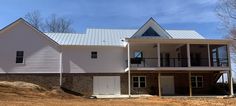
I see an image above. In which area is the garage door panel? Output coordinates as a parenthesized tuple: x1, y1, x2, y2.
(93, 76, 120, 95)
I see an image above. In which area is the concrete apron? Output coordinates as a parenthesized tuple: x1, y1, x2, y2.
(162, 95, 232, 99)
(92, 94, 153, 99)
(93, 95, 233, 99)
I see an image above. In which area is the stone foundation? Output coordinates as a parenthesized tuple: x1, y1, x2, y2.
(61, 73, 128, 96)
(0, 74, 60, 89)
(129, 71, 219, 95)
(0, 72, 221, 96)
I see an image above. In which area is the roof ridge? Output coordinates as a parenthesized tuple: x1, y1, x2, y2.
(87, 28, 138, 30)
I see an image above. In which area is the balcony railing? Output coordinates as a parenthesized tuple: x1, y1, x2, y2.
(127, 58, 228, 68)
(130, 58, 158, 67)
(211, 58, 229, 67)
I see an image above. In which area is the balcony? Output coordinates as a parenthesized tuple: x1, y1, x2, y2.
(127, 43, 229, 69)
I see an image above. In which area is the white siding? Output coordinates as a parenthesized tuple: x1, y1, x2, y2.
(62, 46, 127, 73)
(0, 21, 60, 73)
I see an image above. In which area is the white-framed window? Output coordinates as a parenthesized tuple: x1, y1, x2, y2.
(132, 76, 146, 88)
(191, 76, 203, 88)
(16, 51, 24, 63)
(91, 51, 97, 59)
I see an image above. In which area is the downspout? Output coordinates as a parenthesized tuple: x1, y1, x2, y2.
(59, 49, 63, 87)
(127, 43, 131, 97)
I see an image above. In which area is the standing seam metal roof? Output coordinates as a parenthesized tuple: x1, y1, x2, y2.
(45, 28, 205, 46)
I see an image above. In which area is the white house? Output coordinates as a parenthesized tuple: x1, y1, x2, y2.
(0, 18, 233, 97)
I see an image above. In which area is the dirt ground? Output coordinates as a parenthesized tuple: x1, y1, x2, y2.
(0, 92, 236, 106)
(0, 81, 235, 106)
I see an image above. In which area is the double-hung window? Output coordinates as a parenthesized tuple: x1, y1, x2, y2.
(16, 51, 24, 63)
(191, 76, 203, 88)
(132, 76, 146, 88)
(91, 51, 97, 59)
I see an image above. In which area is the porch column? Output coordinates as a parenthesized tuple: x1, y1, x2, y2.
(158, 72, 161, 97)
(222, 74, 224, 83)
(187, 43, 191, 67)
(228, 71, 234, 96)
(227, 44, 234, 96)
(189, 71, 192, 96)
(128, 43, 131, 97)
(157, 43, 161, 67)
(59, 52, 63, 86)
(207, 44, 211, 67)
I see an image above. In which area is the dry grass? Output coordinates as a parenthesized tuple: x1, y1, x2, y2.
(0, 81, 235, 106)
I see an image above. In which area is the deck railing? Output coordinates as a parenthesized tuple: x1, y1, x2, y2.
(127, 58, 228, 68)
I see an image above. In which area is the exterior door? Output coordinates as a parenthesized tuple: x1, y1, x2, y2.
(160, 76, 175, 95)
(93, 76, 120, 95)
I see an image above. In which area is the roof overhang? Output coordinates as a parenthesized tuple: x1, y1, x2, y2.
(125, 38, 232, 44)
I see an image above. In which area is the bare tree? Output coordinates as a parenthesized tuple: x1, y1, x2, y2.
(45, 14, 74, 33)
(24, 10, 44, 31)
(217, 0, 236, 79)
(217, 0, 236, 33)
(217, 0, 236, 50)
(24, 11, 74, 33)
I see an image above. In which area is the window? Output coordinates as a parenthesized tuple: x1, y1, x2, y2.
(132, 76, 146, 88)
(91, 51, 97, 59)
(191, 76, 203, 88)
(134, 51, 143, 59)
(16, 51, 24, 63)
(142, 27, 160, 36)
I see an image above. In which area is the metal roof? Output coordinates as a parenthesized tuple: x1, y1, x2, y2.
(45, 28, 205, 46)
(166, 30, 205, 39)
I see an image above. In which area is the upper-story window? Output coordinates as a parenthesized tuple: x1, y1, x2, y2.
(134, 51, 143, 58)
(16, 51, 24, 63)
(142, 27, 160, 36)
(91, 51, 97, 59)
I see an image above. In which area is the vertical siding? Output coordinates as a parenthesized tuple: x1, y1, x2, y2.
(0, 21, 60, 73)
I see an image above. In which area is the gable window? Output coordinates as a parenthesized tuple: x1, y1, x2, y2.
(142, 27, 160, 36)
(16, 51, 24, 63)
(91, 51, 97, 59)
(191, 76, 203, 88)
(132, 76, 146, 88)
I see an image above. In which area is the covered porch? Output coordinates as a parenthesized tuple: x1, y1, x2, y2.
(128, 70, 231, 97)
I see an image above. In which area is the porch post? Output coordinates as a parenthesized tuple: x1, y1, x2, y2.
(222, 74, 224, 83)
(207, 44, 211, 67)
(128, 43, 131, 97)
(227, 44, 234, 96)
(157, 43, 161, 67)
(59, 51, 63, 86)
(158, 72, 161, 97)
(187, 43, 191, 67)
(229, 71, 234, 96)
(189, 71, 192, 97)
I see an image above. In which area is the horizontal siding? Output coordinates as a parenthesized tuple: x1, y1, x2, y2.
(62, 46, 127, 73)
(0, 21, 60, 73)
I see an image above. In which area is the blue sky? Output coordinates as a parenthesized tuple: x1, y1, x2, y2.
(0, 0, 225, 39)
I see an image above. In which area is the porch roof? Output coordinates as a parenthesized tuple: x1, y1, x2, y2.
(126, 38, 232, 44)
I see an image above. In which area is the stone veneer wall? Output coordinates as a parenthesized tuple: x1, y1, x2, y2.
(61, 73, 128, 96)
(0, 73, 129, 96)
(0, 74, 60, 89)
(0, 72, 218, 96)
(129, 72, 217, 95)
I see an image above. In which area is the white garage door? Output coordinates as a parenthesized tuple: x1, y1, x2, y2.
(93, 76, 120, 95)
